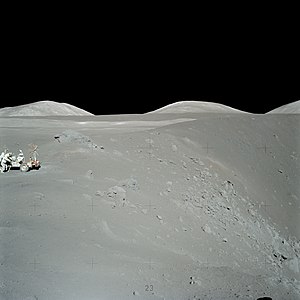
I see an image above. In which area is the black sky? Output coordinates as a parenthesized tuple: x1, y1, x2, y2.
(2, 47, 298, 115)
(2, 8, 299, 116)
(3, 39, 299, 115)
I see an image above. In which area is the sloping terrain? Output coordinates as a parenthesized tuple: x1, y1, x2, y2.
(0, 104, 299, 299)
(149, 101, 247, 114)
(267, 100, 300, 114)
(0, 101, 93, 116)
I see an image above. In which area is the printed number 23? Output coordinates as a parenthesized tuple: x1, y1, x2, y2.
(145, 284, 154, 292)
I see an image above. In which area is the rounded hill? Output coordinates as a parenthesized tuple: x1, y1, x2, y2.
(0, 100, 93, 116)
(267, 100, 300, 114)
(148, 101, 248, 114)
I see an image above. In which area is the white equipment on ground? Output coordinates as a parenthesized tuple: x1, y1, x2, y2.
(0, 145, 41, 173)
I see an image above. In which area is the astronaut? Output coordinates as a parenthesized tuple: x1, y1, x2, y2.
(16, 150, 24, 164)
(0, 151, 13, 172)
(0, 150, 6, 172)
(0, 151, 4, 166)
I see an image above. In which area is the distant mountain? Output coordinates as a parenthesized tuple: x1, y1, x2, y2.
(149, 101, 248, 114)
(267, 100, 300, 114)
(0, 100, 94, 116)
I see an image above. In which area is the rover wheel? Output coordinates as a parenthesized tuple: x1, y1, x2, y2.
(20, 163, 29, 172)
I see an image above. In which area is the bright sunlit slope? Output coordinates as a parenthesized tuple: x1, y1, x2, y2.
(148, 101, 248, 114)
(267, 100, 300, 114)
(0, 100, 94, 116)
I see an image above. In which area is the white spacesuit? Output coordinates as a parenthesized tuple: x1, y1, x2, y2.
(0, 151, 4, 166)
(16, 150, 24, 163)
(0, 151, 6, 172)
(0, 151, 13, 173)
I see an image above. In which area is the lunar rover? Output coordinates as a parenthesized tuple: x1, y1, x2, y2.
(0, 144, 41, 173)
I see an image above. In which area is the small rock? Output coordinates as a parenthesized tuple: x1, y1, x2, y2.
(85, 170, 94, 179)
(201, 224, 212, 234)
(248, 208, 257, 217)
(189, 276, 196, 284)
(95, 191, 105, 197)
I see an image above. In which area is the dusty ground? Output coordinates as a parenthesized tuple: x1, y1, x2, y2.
(0, 110, 299, 299)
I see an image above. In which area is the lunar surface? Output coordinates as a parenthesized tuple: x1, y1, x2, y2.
(0, 100, 299, 300)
